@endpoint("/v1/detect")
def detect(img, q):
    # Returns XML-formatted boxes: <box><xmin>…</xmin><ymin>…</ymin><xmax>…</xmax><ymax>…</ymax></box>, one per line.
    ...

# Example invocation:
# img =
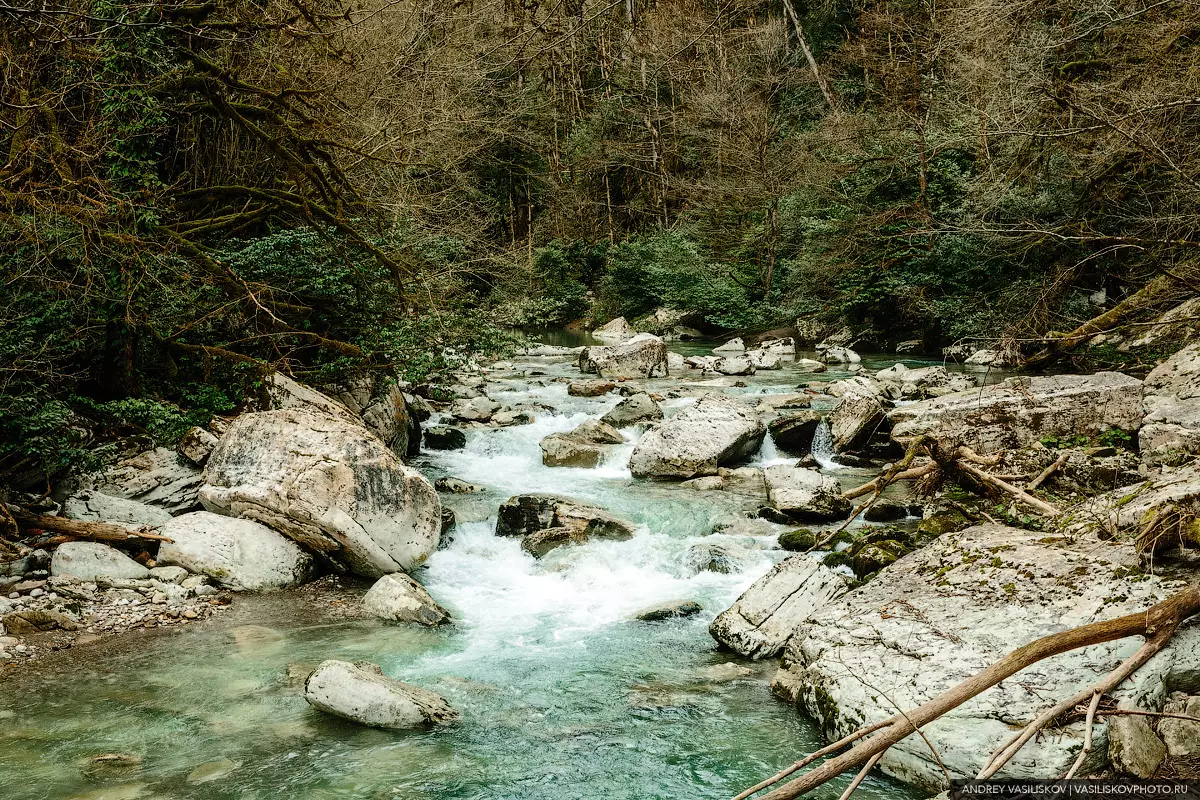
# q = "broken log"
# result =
<box><xmin>12</xmin><ymin>510</ymin><xmax>173</xmax><ymax>544</ymax></box>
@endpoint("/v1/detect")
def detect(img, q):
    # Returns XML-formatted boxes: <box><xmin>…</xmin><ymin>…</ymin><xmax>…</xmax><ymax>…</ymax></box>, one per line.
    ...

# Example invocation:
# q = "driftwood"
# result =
<box><xmin>738</xmin><ymin>582</ymin><xmax>1200</xmax><ymax>800</ymax></box>
<box><xmin>1027</xmin><ymin>451</ymin><xmax>1071</xmax><ymax>491</ymax></box>
<box><xmin>12</xmin><ymin>510</ymin><xmax>173</xmax><ymax>544</ymax></box>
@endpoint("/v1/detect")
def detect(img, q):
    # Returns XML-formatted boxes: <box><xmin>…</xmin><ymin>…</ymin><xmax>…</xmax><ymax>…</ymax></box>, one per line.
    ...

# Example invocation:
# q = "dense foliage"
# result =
<box><xmin>3</xmin><ymin>0</ymin><xmax>1198</xmax><ymax>485</ymax></box>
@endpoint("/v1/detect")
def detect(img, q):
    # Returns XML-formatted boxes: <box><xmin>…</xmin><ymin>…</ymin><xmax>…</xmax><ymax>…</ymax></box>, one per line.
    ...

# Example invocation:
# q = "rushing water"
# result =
<box><xmin>0</xmin><ymin>342</ymin><xmax>968</xmax><ymax>800</ymax></box>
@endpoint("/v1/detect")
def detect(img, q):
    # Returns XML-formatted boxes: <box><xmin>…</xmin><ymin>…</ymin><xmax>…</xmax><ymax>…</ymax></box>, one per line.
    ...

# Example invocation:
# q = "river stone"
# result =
<box><xmin>200</xmin><ymin>408</ymin><xmax>441</xmax><ymax>577</ymax></box>
<box><xmin>1141</xmin><ymin>343</ymin><xmax>1200</xmax><ymax>459</ymax></box>
<box><xmin>362</xmin><ymin>573</ymin><xmax>450</xmax><ymax>625</ymax></box>
<box><xmin>685</xmin><ymin>540</ymin><xmax>751</xmax><ymax>574</ymax></box>
<box><xmin>50</xmin><ymin>542</ymin><xmax>150</xmax><ymax>582</ymax></box>
<box><xmin>822</xmin><ymin>346</ymin><xmax>861</xmax><ymax>364</ymax></box>
<box><xmin>770</xmin><ymin>524</ymin><xmax>1193</xmax><ymax>790</ymax></box>
<box><xmin>795</xmin><ymin>358</ymin><xmax>827</xmax><ymax>373</ymax></box>
<box><xmin>592</xmin><ymin>316</ymin><xmax>636</xmax><ymax>342</ymax></box>
<box><xmin>540</xmin><ymin>420</ymin><xmax>625</xmax><ymax>468</ymax></box>
<box><xmin>434</xmin><ymin>477</ymin><xmax>483</xmax><ymax>494</ymax></box>
<box><xmin>601</xmin><ymin>392</ymin><xmax>663</xmax><ymax>428</ymax></box>
<box><xmin>495</xmin><ymin>494</ymin><xmax>636</xmax><ymax>540</ymax></box>
<box><xmin>629</xmin><ymin>393</ymin><xmax>765</xmax><ymax>479</ymax></box>
<box><xmin>92</xmin><ymin>447</ymin><xmax>204</xmax><ymax>514</ymax></box>
<box><xmin>713</xmin><ymin>338</ymin><xmax>745</xmax><ymax>353</ymax></box>
<box><xmin>1159</xmin><ymin>695</ymin><xmax>1200</xmax><ymax>756</ymax></box>
<box><xmin>61</xmin><ymin>490</ymin><xmax>172</xmax><ymax>528</ymax></box>
<box><xmin>888</xmin><ymin>372</ymin><xmax>1144</xmax><ymax>454</ymax></box>
<box><xmin>177</xmin><ymin>426</ymin><xmax>219</xmax><ymax>466</ymax></box>
<box><xmin>635</xmin><ymin>600</ymin><xmax>702</xmax><ymax>621</ymax></box>
<box><xmin>709</xmin><ymin>556</ymin><xmax>848</xmax><ymax>659</ymax></box>
<box><xmin>713</xmin><ymin>355</ymin><xmax>755</xmax><ymax>376</ymax></box>
<box><xmin>828</xmin><ymin>396</ymin><xmax>886</xmax><ymax>452</ymax></box>
<box><xmin>424</xmin><ymin>426</ymin><xmax>467</xmax><ymax>450</ymax></box>
<box><xmin>759</xmin><ymin>337</ymin><xmax>796</xmax><ymax>355</ymax></box>
<box><xmin>450</xmin><ymin>396</ymin><xmax>501</xmax><ymax>422</ymax></box>
<box><xmin>304</xmin><ymin>660</ymin><xmax>459</xmax><ymax>730</ymax></box>
<box><xmin>765</xmin><ymin>466</ymin><xmax>850</xmax><ymax>522</ymax></box>
<box><xmin>323</xmin><ymin>376</ymin><xmax>415</xmax><ymax>455</ymax></box>
<box><xmin>578</xmin><ymin>336</ymin><xmax>669</xmax><ymax>379</ymax></box>
<box><xmin>149</xmin><ymin>565</ymin><xmax>188</xmax><ymax>584</ymax></box>
<box><xmin>768</xmin><ymin>411</ymin><xmax>823</xmax><ymax>454</ymax></box>
<box><xmin>157</xmin><ymin>512</ymin><xmax>313</xmax><ymax>590</ymax></box>
<box><xmin>568</xmin><ymin>379</ymin><xmax>616</xmax><ymax>397</ymax></box>
<box><xmin>521</xmin><ymin>526</ymin><xmax>588</xmax><ymax>558</ymax></box>
<box><xmin>1108</xmin><ymin>716</ymin><xmax>1166</xmax><ymax>778</ymax></box>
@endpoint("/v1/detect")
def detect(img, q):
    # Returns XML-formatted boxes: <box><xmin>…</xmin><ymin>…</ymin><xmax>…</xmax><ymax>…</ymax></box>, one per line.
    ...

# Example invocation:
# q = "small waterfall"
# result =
<box><xmin>811</xmin><ymin>418</ymin><xmax>838</xmax><ymax>469</ymax></box>
<box><xmin>757</xmin><ymin>431</ymin><xmax>778</xmax><ymax>461</ymax></box>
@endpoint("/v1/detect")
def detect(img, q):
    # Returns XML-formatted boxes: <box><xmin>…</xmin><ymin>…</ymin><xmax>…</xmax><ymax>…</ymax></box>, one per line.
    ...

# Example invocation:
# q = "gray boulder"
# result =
<box><xmin>495</xmin><ymin>494</ymin><xmax>636</xmax><ymax>541</ymax></box>
<box><xmin>828</xmin><ymin>396</ymin><xmax>887</xmax><ymax>452</ymax></box>
<box><xmin>764</xmin><ymin>466</ymin><xmax>851</xmax><ymax>521</ymax></box>
<box><xmin>591</xmin><ymin>316</ymin><xmax>636</xmax><ymax>342</ymax></box>
<box><xmin>50</xmin><ymin>542</ymin><xmax>149</xmax><ymax>582</ymax></box>
<box><xmin>1141</xmin><ymin>343</ymin><xmax>1200</xmax><ymax>459</ymax></box>
<box><xmin>92</xmin><ymin>447</ymin><xmax>204</xmax><ymax>514</ymax></box>
<box><xmin>709</xmin><ymin>556</ymin><xmax>848</xmax><ymax>659</ymax></box>
<box><xmin>540</xmin><ymin>420</ymin><xmax>625</xmax><ymax>468</ymax></box>
<box><xmin>821</xmin><ymin>346</ymin><xmax>861</xmax><ymax>364</ymax></box>
<box><xmin>601</xmin><ymin>392</ymin><xmax>664</xmax><ymax>428</ymax></box>
<box><xmin>304</xmin><ymin>660</ymin><xmax>459</xmax><ymax>730</ymax></box>
<box><xmin>158</xmin><ymin>512</ymin><xmax>313</xmax><ymax>590</ymax></box>
<box><xmin>768</xmin><ymin>411</ymin><xmax>823</xmax><ymax>454</ymax></box>
<box><xmin>713</xmin><ymin>355</ymin><xmax>755</xmax><ymax>376</ymax></box>
<box><xmin>578</xmin><ymin>336</ymin><xmax>669</xmax><ymax>379</ymax></box>
<box><xmin>450</xmin><ymin>396</ymin><xmax>501</xmax><ymax>422</ymax></box>
<box><xmin>1108</xmin><ymin>716</ymin><xmax>1166</xmax><ymax>778</ymax></box>
<box><xmin>635</xmin><ymin>600</ymin><xmax>702</xmax><ymax>621</ymax></box>
<box><xmin>629</xmin><ymin>394</ymin><xmax>764</xmax><ymax>479</ymax></box>
<box><xmin>888</xmin><ymin>372</ymin><xmax>1143</xmax><ymax>454</ymax></box>
<box><xmin>362</xmin><ymin>574</ymin><xmax>450</xmax><ymax>625</ymax></box>
<box><xmin>200</xmin><ymin>408</ymin><xmax>441</xmax><ymax>577</ymax></box>
<box><xmin>178</xmin><ymin>426</ymin><xmax>219</xmax><ymax>466</ymax></box>
<box><xmin>568</xmin><ymin>379</ymin><xmax>616</xmax><ymax>397</ymax></box>
<box><xmin>61</xmin><ymin>490</ymin><xmax>172</xmax><ymax>528</ymax></box>
<box><xmin>521</xmin><ymin>527</ymin><xmax>587</xmax><ymax>558</ymax></box>
<box><xmin>1159</xmin><ymin>694</ymin><xmax>1200</xmax><ymax>757</ymax></box>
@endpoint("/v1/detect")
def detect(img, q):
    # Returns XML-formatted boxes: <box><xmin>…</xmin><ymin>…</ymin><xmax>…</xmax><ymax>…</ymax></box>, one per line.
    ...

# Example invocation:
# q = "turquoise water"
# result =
<box><xmin>0</xmin><ymin>344</ymin><xmax>935</xmax><ymax>800</ymax></box>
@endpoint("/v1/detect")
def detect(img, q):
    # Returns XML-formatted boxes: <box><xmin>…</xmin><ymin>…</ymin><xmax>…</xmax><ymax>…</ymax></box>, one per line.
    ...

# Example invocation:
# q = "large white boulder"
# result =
<box><xmin>591</xmin><ymin>316</ymin><xmax>636</xmax><ymax>342</ymax></box>
<box><xmin>713</xmin><ymin>338</ymin><xmax>746</xmax><ymax>353</ymax></box>
<box><xmin>578</xmin><ymin>336</ymin><xmax>669</xmax><ymax>379</ymax></box>
<box><xmin>709</xmin><ymin>556</ymin><xmax>848</xmax><ymax>659</ymax></box>
<box><xmin>770</xmin><ymin>524</ymin><xmax>1196</xmax><ymax>790</ymax></box>
<box><xmin>764</xmin><ymin>465</ymin><xmax>851</xmax><ymax>521</ymax></box>
<box><xmin>304</xmin><ymin>660</ymin><xmax>459</xmax><ymax>730</ymax></box>
<box><xmin>157</xmin><ymin>512</ymin><xmax>313</xmax><ymax>590</ymax></box>
<box><xmin>50</xmin><ymin>542</ymin><xmax>150</xmax><ymax>582</ymax></box>
<box><xmin>828</xmin><ymin>396</ymin><xmax>887</xmax><ymax>452</ymax></box>
<box><xmin>362</xmin><ymin>573</ymin><xmax>450</xmax><ymax>625</ymax></box>
<box><xmin>629</xmin><ymin>394</ymin><xmax>764</xmax><ymax>479</ymax></box>
<box><xmin>601</xmin><ymin>392</ymin><xmax>663</xmax><ymax>428</ymax></box>
<box><xmin>888</xmin><ymin>372</ymin><xmax>1143</xmax><ymax>453</ymax></box>
<box><xmin>199</xmin><ymin>408</ymin><xmax>441</xmax><ymax>577</ymax></box>
<box><xmin>1141</xmin><ymin>343</ymin><xmax>1200</xmax><ymax>458</ymax></box>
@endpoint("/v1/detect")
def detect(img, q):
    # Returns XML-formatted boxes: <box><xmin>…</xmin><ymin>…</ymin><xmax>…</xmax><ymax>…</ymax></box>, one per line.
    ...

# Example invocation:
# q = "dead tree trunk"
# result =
<box><xmin>12</xmin><ymin>510</ymin><xmax>173</xmax><ymax>544</ymax></box>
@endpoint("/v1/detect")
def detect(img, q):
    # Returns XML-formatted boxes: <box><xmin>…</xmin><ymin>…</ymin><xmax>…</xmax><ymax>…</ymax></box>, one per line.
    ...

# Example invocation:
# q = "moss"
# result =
<box><xmin>779</xmin><ymin>528</ymin><xmax>818</xmax><ymax>552</ymax></box>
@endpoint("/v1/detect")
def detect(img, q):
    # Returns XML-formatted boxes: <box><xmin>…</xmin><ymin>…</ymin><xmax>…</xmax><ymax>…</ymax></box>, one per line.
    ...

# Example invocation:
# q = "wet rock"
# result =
<box><xmin>578</xmin><ymin>335</ymin><xmax>669</xmax><ymax>379</ymax></box>
<box><xmin>713</xmin><ymin>355</ymin><xmax>755</xmax><ymax>376</ymax></box>
<box><xmin>200</xmin><ymin>408</ymin><xmax>442</xmax><ymax>577</ymax></box>
<box><xmin>91</xmin><ymin>447</ymin><xmax>204</xmax><ymax>515</ymax></box>
<box><xmin>177</xmin><ymin>426</ymin><xmax>219</xmax><ymax>466</ymax></box>
<box><xmin>765</xmin><ymin>466</ymin><xmax>851</xmax><ymax>522</ymax></box>
<box><xmin>709</xmin><ymin>557</ymin><xmax>848</xmax><ymax>659</ymax></box>
<box><xmin>794</xmin><ymin>358</ymin><xmax>827</xmax><ymax>373</ymax></box>
<box><xmin>700</xmin><ymin>662</ymin><xmax>755</xmax><ymax>682</ymax></box>
<box><xmin>862</xmin><ymin>500</ymin><xmax>909</xmax><ymax>522</ymax></box>
<box><xmin>491</xmin><ymin>407</ymin><xmax>532</xmax><ymax>427</ymax></box>
<box><xmin>450</xmin><ymin>396</ymin><xmax>501</xmax><ymax>422</ymax></box>
<box><xmin>682</xmin><ymin>476</ymin><xmax>725</xmax><ymax>491</ymax></box>
<box><xmin>568</xmin><ymin>379</ymin><xmax>616</xmax><ymax>397</ymax></box>
<box><xmin>757</xmin><ymin>506</ymin><xmax>792</xmax><ymax>524</ymax></box>
<box><xmin>304</xmin><ymin>660</ymin><xmax>459</xmax><ymax>730</ymax></box>
<box><xmin>685</xmin><ymin>540</ymin><xmax>750</xmax><ymax>574</ymax></box>
<box><xmin>434</xmin><ymin>477</ymin><xmax>484</xmax><ymax>494</ymax></box>
<box><xmin>424</xmin><ymin>426</ymin><xmax>467</xmax><ymax>450</ymax></box>
<box><xmin>778</xmin><ymin>529</ymin><xmax>817</xmax><ymax>552</ymax></box>
<box><xmin>635</xmin><ymin>600</ymin><xmax>702</xmax><ymax>621</ymax></box>
<box><xmin>828</xmin><ymin>396</ymin><xmax>887</xmax><ymax>453</ymax></box>
<box><xmin>713</xmin><ymin>338</ymin><xmax>745</xmax><ymax>353</ymax></box>
<box><xmin>821</xmin><ymin>346</ymin><xmax>861</xmax><ymax>364</ymax></box>
<box><xmin>51</xmin><ymin>542</ymin><xmax>150</xmax><ymax>582</ymax></box>
<box><xmin>1141</xmin><ymin>343</ymin><xmax>1200</xmax><ymax>459</ymax></box>
<box><xmin>592</xmin><ymin>316</ymin><xmax>636</xmax><ymax>342</ymax></box>
<box><xmin>540</xmin><ymin>420</ymin><xmax>625</xmax><ymax>468</ymax></box>
<box><xmin>495</xmin><ymin>494</ymin><xmax>636</xmax><ymax>540</ymax></box>
<box><xmin>629</xmin><ymin>393</ymin><xmax>764</xmax><ymax>479</ymax></box>
<box><xmin>362</xmin><ymin>573</ymin><xmax>450</xmax><ymax>626</ymax></box>
<box><xmin>158</xmin><ymin>512</ymin><xmax>313</xmax><ymax>590</ymax></box>
<box><xmin>1108</xmin><ymin>716</ymin><xmax>1166</xmax><ymax>778</ymax></box>
<box><xmin>889</xmin><ymin>372</ymin><xmax>1144</xmax><ymax>454</ymax></box>
<box><xmin>187</xmin><ymin>758</ymin><xmax>240</xmax><ymax>784</ymax></box>
<box><xmin>521</xmin><ymin>527</ymin><xmax>587</xmax><ymax>558</ymax></box>
<box><xmin>771</xmin><ymin>524</ymin><xmax>1189</xmax><ymax>789</ymax></box>
<box><xmin>601</xmin><ymin>392</ymin><xmax>663</xmax><ymax>428</ymax></box>
<box><xmin>768</xmin><ymin>411</ymin><xmax>822</xmax><ymax>454</ymax></box>
<box><xmin>747</xmin><ymin>349</ymin><xmax>782</xmax><ymax>370</ymax></box>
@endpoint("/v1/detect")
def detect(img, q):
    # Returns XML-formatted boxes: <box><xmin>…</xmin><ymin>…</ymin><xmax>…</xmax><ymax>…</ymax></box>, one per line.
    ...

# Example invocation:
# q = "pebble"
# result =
<box><xmin>182</xmin><ymin>610</ymin><xmax>199</xmax><ymax>619</ymax></box>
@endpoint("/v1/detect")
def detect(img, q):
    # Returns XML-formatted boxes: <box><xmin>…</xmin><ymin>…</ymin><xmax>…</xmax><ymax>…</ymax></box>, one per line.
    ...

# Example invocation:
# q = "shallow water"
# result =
<box><xmin>0</xmin><ymin>343</ymin><xmax>960</xmax><ymax>800</ymax></box>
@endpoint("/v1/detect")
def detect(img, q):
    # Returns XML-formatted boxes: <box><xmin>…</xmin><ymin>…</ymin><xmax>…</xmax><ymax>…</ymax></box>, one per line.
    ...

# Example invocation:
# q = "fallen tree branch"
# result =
<box><xmin>739</xmin><ymin>582</ymin><xmax>1200</xmax><ymax>800</ymax></box>
<box><xmin>1027</xmin><ymin>452</ymin><xmax>1071</xmax><ymax>491</ymax></box>
<box><xmin>1063</xmin><ymin>692</ymin><xmax>1102</xmax><ymax>779</ymax></box>
<box><xmin>12</xmin><ymin>510</ymin><xmax>173</xmax><ymax>544</ymax></box>
<box><xmin>956</xmin><ymin>462</ymin><xmax>1061</xmax><ymax>517</ymax></box>
<box><xmin>842</xmin><ymin>463</ymin><xmax>936</xmax><ymax>501</ymax></box>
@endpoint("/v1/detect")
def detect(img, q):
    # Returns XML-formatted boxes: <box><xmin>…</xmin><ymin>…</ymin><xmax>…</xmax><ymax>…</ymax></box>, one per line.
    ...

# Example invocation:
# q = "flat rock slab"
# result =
<box><xmin>770</xmin><ymin>523</ymin><xmax>1197</xmax><ymax>790</ymax></box>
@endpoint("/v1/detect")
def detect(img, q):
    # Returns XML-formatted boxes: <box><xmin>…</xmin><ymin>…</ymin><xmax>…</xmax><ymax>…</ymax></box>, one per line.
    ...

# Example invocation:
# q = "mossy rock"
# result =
<box><xmin>779</xmin><ymin>528</ymin><xmax>817</xmax><ymax>551</ymax></box>
<box><xmin>821</xmin><ymin>550</ymin><xmax>852</xmax><ymax>570</ymax></box>
<box><xmin>815</xmin><ymin>529</ymin><xmax>854</xmax><ymax>551</ymax></box>
<box><xmin>918</xmin><ymin>507</ymin><xmax>971</xmax><ymax>538</ymax></box>
<box><xmin>850</xmin><ymin>540</ymin><xmax>908</xmax><ymax>579</ymax></box>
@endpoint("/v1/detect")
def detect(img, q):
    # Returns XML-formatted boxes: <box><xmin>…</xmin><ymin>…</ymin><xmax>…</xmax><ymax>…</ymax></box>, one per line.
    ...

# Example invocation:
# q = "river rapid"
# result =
<box><xmin>0</xmin><ymin>338</ymin><xmax>948</xmax><ymax>800</ymax></box>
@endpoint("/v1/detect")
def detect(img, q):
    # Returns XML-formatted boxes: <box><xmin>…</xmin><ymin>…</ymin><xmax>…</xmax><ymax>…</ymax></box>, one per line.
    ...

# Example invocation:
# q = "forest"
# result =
<box><xmin>2</xmin><ymin>0</ymin><xmax>1198</xmax><ymax>482</ymax></box>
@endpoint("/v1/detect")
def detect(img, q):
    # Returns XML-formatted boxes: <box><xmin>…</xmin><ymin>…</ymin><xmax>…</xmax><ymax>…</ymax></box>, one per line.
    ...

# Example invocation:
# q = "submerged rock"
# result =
<box><xmin>601</xmin><ymin>392</ymin><xmax>663</xmax><ymax>428</ymax></box>
<box><xmin>495</xmin><ymin>494</ymin><xmax>636</xmax><ymax>540</ymax></box>
<box><xmin>629</xmin><ymin>393</ymin><xmax>764</xmax><ymax>479</ymax></box>
<box><xmin>635</xmin><ymin>600</ymin><xmax>702</xmax><ymax>621</ymax></box>
<box><xmin>304</xmin><ymin>660</ymin><xmax>459</xmax><ymax>730</ymax></box>
<box><xmin>50</xmin><ymin>542</ymin><xmax>149</xmax><ymax>582</ymax></box>
<box><xmin>521</xmin><ymin>526</ymin><xmax>588</xmax><ymax>558</ymax></box>
<box><xmin>709</xmin><ymin>557</ymin><xmax>848</xmax><ymax>659</ymax></box>
<box><xmin>200</xmin><ymin>408</ymin><xmax>441</xmax><ymax>577</ymax></box>
<box><xmin>362</xmin><ymin>573</ymin><xmax>450</xmax><ymax>626</ymax></box>
<box><xmin>888</xmin><ymin>372</ymin><xmax>1143</xmax><ymax>454</ymax></box>
<box><xmin>424</xmin><ymin>426</ymin><xmax>467</xmax><ymax>450</ymax></box>
<box><xmin>158</xmin><ymin>512</ymin><xmax>313</xmax><ymax>590</ymax></box>
<box><xmin>578</xmin><ymin>336</ymin><xmax>669</xmax><ymax>379</ymax></box>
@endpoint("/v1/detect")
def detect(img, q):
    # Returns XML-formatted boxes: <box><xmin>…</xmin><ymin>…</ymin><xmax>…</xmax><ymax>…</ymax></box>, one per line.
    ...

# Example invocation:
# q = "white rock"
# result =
<box><xmin>304</xmin><ymin>659</ymin><xmax>459</xmax><ymax>729</ymax></box>
<box><xmin>50</xmin><ymin>542</ymin><xmax>149</xmax><ymax>582</ymax></box>
<box><xmin>758</xmin><ymin>337</ymin><xmax>796</xmax><ymax>355</ymax></box>
<box><xmin>148</xmin><ymin>566</ymin><xmax>188</xmax><ymax>584</ymax></box>
<box><xmin>601</xmin><ymin>393</ymin><xmax>663</xmax><ymax>428</ymax></box>
<box><xmin>828</xmin><ymin>396</ymin><xmax>887</xmax><ymax>452</ymax></box>
<box><xmin>747</xmin><ymin>349</ymin><xmax>782</xmax><ymax>370</ymax></box>
<box><xmin>709</xmin><ymin>556</ymin><xmax>848</xmax><ymax>659</ymax></box>
<box><xmin>92</xmin><ymin>447</ymin><xmax>203</xmax><ymax>514</ymax></box>
<box><xmin>1141</xmin><ymin>342</ymin><xmax>1200</xmax><ymax>458</ymax></box>
<box><xmin>157</xmin><ymin>512</ymin><xmax>313</xmax><ymax>590</ymax></box>
<box><xmin>177</xmin><ymin>426</ymin><xmax>219</xmax><ymax>466</ymax></box>
<box><xmin>450</xmin><ymin>395</ymin><xmax>501</xmax><ymax>422</ymax></box>
<box><xmin>362</xmin><ymin>574</ymin><xmax>450</xmax><ymax>625</ymax></box>
<box><xmin>713</xmin><ymin>355</ymin><xmax>756</xmax><ymax>376</ymax></box>
<box><xmin>713</xmin><ymin>338</ymin><xmax>745</xmax><ymax>353</ymax></box>
<box><xmin>578</xmin><ymin>336</ymin><xmax>669</xmax><ymax>379</ymax></box>
<box><xmin>667</xmin><ymin>351</ymin><xmax>687</xmax><ymax>372</ymax></box>
<box><xmin>764</xmin><ymin>466</ymin><xmax>851</xmax><ymax>521</ymax></box>
<box><xmin>61</xmin><ymin>491</ymin><xmax>172</xmax><ymax>528</ymax></box>
<box><xmin>200</xmin><ymin>408</ymin><xmax>441</xmax><ymax>577</ymax></box>
<box><xmin>794</xmin><ymin>358</ymin><xmax>827</xmax><ymax>373</ymax></box>
<box><xmin>629</xmin><ymin>393</ymin><xmax>764</xmax><ymax>479</ymax></box>
<box><xmin>591</xmin><ymin>316</ymin><xmax>636</xmax><ymax>342</ymax></box>
<box><xmin>821</xmin><ymin>346</ymin><xmax>861</xmax><ymax>364</ymax></box>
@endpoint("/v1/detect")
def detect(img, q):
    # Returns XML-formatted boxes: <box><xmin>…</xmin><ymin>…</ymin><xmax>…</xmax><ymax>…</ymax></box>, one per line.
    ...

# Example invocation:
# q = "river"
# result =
<box><xmin>0</xmin><ymin>338</ymin><xmax>950</xmax><ymax>800</ymax></box>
